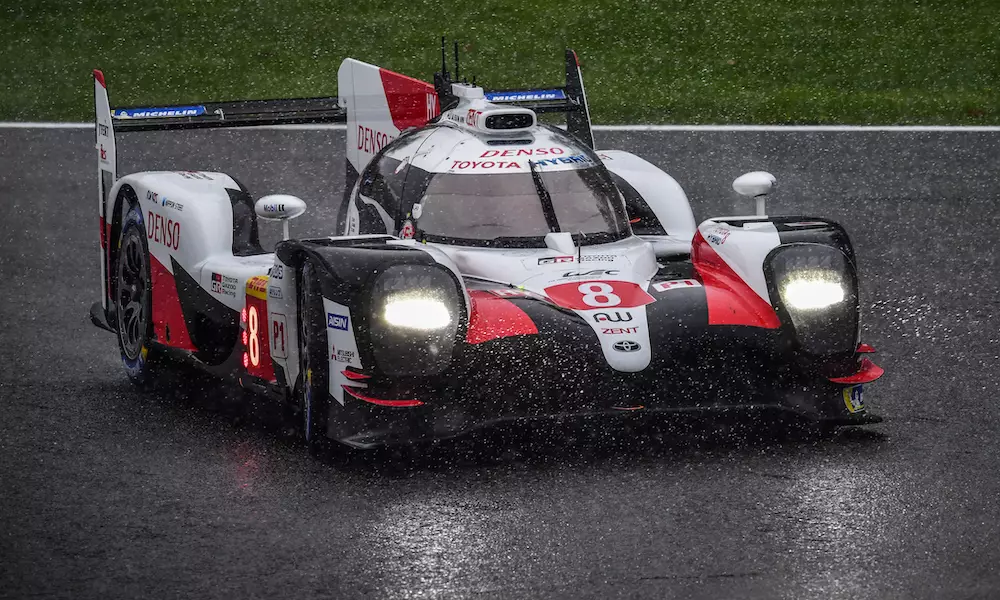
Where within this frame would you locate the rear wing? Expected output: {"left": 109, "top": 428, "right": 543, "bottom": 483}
{"left": 108, "top": 95, "right": 347, "bottom": 132}
{"left": 436, "top": 49, "right": 594, "bottom": 148}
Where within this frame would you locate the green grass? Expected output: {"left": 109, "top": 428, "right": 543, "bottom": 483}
{"left": 4, "top": 0, "right": 1000, "bottom": 124}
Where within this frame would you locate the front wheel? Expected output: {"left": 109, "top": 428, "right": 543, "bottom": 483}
{"left": 115, "top": 207, "right": 160, "bottom": 386}
{"left": 297, "top": 261, "right": 330, "bottom": 450}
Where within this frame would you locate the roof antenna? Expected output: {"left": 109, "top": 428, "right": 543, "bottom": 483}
{"left": 454, "top": 41, "right": 460, "bottom": 83}
{"left": 441, "top": 36, "right": 449, "bottom": 80}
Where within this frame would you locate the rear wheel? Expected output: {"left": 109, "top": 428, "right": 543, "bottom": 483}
{"left": 298, "top": 261, "right": 330, "bottom": 450}
{"left": 115, "top": 207, "right": 160, "bottom": 386}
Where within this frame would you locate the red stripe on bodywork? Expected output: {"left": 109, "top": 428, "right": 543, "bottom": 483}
{"left": 342, "top": 385, "right": 423, "bottom": 407}
{"left": 858, "top": 343, "right": 876, "bottom": 353}
{"left": 691, "top": 230, "right": 781, "bottom": 329}
{"left": 466, "top": 290, "right": 539, "bottom": 344}
{"left": 148, "top": 254, "right": 197, "bottom": 351}
{"left": 342, "top": 369, "right": 371, "bottom": 381}
{"left": 93, "top": 69, "right": 106, "bottom": 88}
{"left": 829, "top": 357, "right": 884, "bottom": 384}
{"left": 378, "top": 68, "right": 438, "bottom": 131}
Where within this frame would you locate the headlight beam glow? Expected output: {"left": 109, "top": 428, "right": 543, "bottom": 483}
{"left": 782, "top": 273, "right": 845, "bottom": 310}
{"left": 383, "top": 294, "right": 453, "bottom": 330}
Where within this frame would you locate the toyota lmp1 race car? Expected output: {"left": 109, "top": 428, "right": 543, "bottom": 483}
{"left": 89, "top": 45, "right": 884, "bottom": 449}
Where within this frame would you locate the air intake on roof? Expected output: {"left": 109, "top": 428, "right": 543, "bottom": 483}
{"left": 485, "top": 113, "right": 534, "bottom": 130}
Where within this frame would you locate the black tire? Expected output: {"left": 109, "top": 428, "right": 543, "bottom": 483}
{"left": 115, "top": 207, "right": 160, "bottom": 386}
{"left": 298, "top": 261, "right": 331, "bottom": 450}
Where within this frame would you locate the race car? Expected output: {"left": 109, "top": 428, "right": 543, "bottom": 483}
{"left": 89, "top": 46, "right": 883, "bottom": 449}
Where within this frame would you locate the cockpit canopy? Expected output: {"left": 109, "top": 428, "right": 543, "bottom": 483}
{"left": 352, "top": 124, "right": 632, "bottom": 247}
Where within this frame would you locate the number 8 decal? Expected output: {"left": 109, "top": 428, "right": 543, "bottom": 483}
{"left": 248, "top": 306, "right": 260, "bottom": 367}
{"left": 579, "top": 282, "right": 621, "bottom": 307}
{"left": 544, "top": 280, "right": 656, "bottom": 311}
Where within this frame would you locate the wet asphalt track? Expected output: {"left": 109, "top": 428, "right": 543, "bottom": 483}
{"left": 3, "top": 127, "right": 1000, "bottom": 599}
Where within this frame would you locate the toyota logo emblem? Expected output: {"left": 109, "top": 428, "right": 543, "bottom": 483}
{"left": 612, "top": 340, "right": 641, "bottom": 352}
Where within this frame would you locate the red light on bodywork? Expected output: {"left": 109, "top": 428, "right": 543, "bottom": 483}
{"left": 242, "top": 352, "right": 249, "bottom": 368}
{"left": 341, "top": 369, "right": 371, "bottom": 381}
{"left": 341, "top": 385, "right": 423, "bottom": 407}
{"left": 241, "top": 308, "right": 247, "bottom": 323}
{"left": 242, "top": 331, "right": 248, "bottom": 345}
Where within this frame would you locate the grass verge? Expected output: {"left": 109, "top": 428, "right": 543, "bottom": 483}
{"left": 3, "top": 0, "right": 999, "bottom": 124}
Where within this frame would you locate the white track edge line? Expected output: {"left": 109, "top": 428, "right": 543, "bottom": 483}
{"left": 4, "top": 122, "right": 1000, "bottom": 132}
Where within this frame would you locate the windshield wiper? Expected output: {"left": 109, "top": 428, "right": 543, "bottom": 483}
{"left": 528, "top": 160, "right": 561, "bottom": 233}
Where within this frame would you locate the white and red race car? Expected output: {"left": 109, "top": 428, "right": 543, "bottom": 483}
{"left": 90, "top": 47, "right": 883, "bottom": 449}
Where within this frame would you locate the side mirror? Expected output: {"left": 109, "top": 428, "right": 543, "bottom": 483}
{"left": 255, "top": 195, "right": 307, "bottom": 240}
{"left": 732, "top": 171, "right": 776, "bottom": 216}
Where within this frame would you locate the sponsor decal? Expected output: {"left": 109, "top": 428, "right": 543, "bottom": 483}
{"left": 270, "top": 264, "right": 284, "bottom": 279}
{"left": 161, "top": 198, "right": 183, "bottom": 212}
{"left": 330, "top": 346, "right": 356, "bottom": 363}
{"left": 705, "top": 225, "right": 731, "bottom": 246}
{"left": 843, "top": 385, "right": 864, "bottom": 413}
{"left": 399, "top": 220, "right": 415, "bottom": 239}
{"left": 562, "top": 269, "right": 619, "bottom": 278}
{"left": 597, "top": 152, "right": 614, "bottom": 161}
{"left": 450, "top": 159, "right": 521, "bottom": 170}
{"left": 532, "top": 155, "right": 594, "bottom": 168}
{"left": 580, "top": 254, "right": 616, "bottom": 263}
{"left": 268, "top": 286, "right": 283, "bottom": 300}
{"left": 545, "top": 280, "right": 655, "bottom": 310}
{"left": 612, "top": 340, "right": 641, "bottom": 353}
{"left": 594, "top": 311, "right": 632, "bottom": 323}
{"left": 651, "top": 279, "right": 702, "bottom": 292}
{"left": 480, "top": 148, "right": 565, "bottom": 158}
{"left": 357, "top": 125, "right": 394, "bottom": 154}
{"left": 602, "top": 327, "right": 638, "bottom": 335}
{"left": 262, "top": 202, "right": 285, "bottom": 214}
{"left": 146, "top": 190, "right": 158, "bottom": 203}
{"left": 211, "top": 272, "right": 239, "bottom": 298}
{"left": 97, "top": 123, "right": 109, "bottom": 136}
{"left": 484, "top": 89, "right": 567, "bottom": 102}
{"left": 466, "top": 109, "right": 482, "bottom": 127}
{"left": 113, "top": 105, "right": 206, "bottom": 119}
{"left": 538, "top": 256, "right": 574, "bottom": 265}
{"left": 146, "top": 211, "right": 180, "bottom": 250}
{"left": 99, "top": 145, "right": 107, "bottom": 161}
{"left": 327, "top": 313, "right": 349, "bottom": 331}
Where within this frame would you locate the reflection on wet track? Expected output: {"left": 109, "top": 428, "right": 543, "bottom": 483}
{"left": 4, "top": 128, "right": 1000, "bottom": 598}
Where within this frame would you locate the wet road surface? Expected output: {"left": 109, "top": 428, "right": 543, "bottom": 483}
{"left": 2, "top": 128, "right": 1000, "bottom": 598}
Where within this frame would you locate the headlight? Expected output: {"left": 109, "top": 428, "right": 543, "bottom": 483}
{"left": 367, "top": 265, "right": 463, "bottom": 376}
{"left": 766, "top": 244, "right": 859, "bottom": 356}
{"left": 781, "top": 272, "right": 845, "bottom": 310}
{"left": 383, "top": 293, "right": 453, "bottom": 330}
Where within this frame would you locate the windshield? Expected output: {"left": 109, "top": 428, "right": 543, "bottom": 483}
{"left": 414, "top": 166, "right": 631, "bottom": 246}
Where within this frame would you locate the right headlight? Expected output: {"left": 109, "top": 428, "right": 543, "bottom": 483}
{"left": 781, "top": 272, "right": 846, "bottom": 311}
{"left": 367, "top": 264, "right": 463, "bottom": 376}
{"left": 766, "top": 244, "right": 859, "bottom": 356}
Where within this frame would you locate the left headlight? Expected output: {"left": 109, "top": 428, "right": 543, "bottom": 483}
{"left": 367, "top": 264, "right": 463, "bottom": 376}
{"left": 383, "top": 293, "right": 454, "bottom": 330}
